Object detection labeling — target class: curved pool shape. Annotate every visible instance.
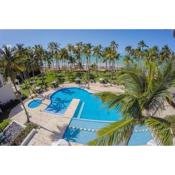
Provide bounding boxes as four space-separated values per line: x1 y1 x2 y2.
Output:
45 87 153 145
45 87 122 121
28 99 42 109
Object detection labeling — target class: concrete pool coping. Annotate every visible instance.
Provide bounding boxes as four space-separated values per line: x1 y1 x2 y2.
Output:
9 82 175 145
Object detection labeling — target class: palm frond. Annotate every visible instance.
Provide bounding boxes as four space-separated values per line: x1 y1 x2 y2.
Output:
88 118 134 145
117 67 147 95
164 115 175 136
96 92 124 109
145 117 173 145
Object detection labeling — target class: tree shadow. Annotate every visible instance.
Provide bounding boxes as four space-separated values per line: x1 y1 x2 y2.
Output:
48 124 80 144
46 98 70 113
61 88 75 95
8 104 23 118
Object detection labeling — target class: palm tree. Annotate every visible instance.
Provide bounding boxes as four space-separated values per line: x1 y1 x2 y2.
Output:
138 40 148 51
123 55 133 66
67 44 76 71
103 45 120 81
93 45 102 71
134 40 148 65
89 60 175 145
110 41 119 70
59 48 69 69
48 42 60 70
125 46 134 66
73 42 83 70
125 46 134 57
0 45 30 122
15 44 31 80
160 45 172 62
33 45 47 89
83 43 92 89
144 46 159 62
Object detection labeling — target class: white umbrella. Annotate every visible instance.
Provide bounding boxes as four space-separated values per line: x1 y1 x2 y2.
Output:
75 77 81 81
52 80 57 84
35 86 41 90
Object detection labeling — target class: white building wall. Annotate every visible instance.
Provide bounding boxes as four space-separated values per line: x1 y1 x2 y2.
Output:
0 74 16 104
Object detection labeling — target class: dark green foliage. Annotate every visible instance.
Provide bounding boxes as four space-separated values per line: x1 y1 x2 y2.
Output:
0 119 10 132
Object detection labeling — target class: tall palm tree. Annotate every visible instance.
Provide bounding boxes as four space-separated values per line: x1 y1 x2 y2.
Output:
110 41 119 70
93 44 102 71
123 55 133 66
83 43 92 89
33 45 47 89
27 47 39 77
125 46 134 57
59 48 69 69
125 46 134 66
144 46 159 62
73 42 83 70
67 44 76 71
138 40 148 51
103 45 119 80
48 42 60 70
160 45 172 62
89 60 175 145
0 45 30 122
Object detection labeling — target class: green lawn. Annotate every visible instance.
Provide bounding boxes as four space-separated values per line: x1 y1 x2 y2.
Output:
19 70 119 97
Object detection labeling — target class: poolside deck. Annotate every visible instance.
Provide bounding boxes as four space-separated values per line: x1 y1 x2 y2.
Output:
9 82 175 145
10 96 80 145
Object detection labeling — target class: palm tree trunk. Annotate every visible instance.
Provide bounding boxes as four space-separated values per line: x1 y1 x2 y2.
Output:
87 57 90 89
11 78 30 123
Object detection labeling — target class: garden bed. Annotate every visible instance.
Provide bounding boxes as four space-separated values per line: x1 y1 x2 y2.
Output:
11 122 38 145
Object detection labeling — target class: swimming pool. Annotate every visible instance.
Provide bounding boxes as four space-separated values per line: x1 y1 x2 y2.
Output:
28 99 42 109
45 87 122 121
46 87 153 145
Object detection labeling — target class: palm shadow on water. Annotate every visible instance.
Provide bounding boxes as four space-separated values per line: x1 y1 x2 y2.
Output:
49 125 80 143
61 88 75 95
47 97 70 113
63 128 80 142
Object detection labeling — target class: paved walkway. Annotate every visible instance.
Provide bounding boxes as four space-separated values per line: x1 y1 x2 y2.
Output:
10 97 80 145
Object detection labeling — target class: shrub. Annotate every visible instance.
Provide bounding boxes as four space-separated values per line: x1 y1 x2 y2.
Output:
0 119 10 132
11 122 38 145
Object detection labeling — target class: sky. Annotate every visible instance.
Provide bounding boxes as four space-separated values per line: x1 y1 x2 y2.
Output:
0 29 174 54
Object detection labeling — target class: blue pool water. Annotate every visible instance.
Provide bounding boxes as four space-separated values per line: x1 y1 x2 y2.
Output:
63 119 153 145
46 87 122 121
28 99 42 108
45 87 153 145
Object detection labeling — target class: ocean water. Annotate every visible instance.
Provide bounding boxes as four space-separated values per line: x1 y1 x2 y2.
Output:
43 55 124 68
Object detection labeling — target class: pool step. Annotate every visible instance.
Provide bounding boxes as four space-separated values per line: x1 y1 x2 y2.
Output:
77 102 85 119
69 126 97 132
134 129 148 133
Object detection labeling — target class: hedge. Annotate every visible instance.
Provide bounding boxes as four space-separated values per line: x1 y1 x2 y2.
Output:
0 119 10 132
